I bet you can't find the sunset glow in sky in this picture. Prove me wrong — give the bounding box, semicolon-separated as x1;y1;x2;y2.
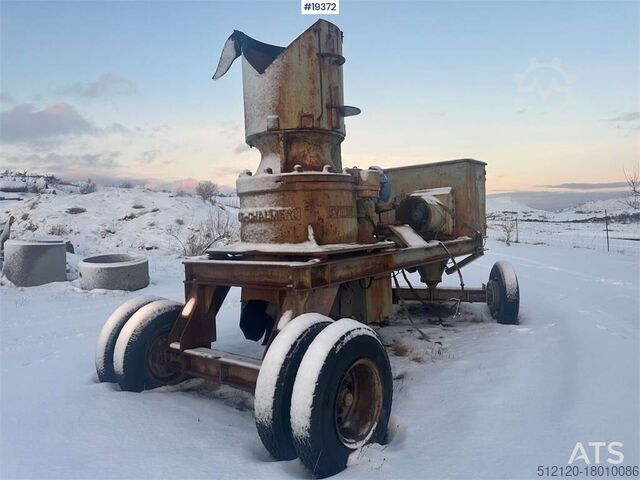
1;1;638;193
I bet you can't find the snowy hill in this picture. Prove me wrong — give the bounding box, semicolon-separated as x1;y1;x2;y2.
486;195;639;255
2;185;238;257
487;195;639;221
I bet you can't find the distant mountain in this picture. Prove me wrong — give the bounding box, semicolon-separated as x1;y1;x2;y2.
487;190;628;211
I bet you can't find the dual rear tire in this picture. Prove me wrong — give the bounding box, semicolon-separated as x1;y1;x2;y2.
255;315;393;478
95;297;183;392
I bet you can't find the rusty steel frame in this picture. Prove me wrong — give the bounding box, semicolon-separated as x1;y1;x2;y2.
393;286;487;304
165;236;484;391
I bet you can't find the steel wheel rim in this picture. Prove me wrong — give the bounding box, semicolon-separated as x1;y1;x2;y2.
334;358;383;448
145;332;174;381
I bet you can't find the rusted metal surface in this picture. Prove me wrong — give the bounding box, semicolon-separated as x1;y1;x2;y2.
393;286;487;303
169;344;261;393
383;159;487;238
445;251;484;275
214;19;358;174
208;240;394;260
169;281;229;349
184;236;480;291
349;275;393;324
237;171;359;244
215;20;375;246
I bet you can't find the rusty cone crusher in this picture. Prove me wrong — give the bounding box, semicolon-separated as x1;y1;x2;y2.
95;20;520;478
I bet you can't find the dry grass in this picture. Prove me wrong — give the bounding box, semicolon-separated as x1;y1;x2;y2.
48;224;69;236
390;340;410;357
410;355;426;363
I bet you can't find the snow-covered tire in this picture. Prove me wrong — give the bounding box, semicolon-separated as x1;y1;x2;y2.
113;299;183;392
290;319;393;478
487;261;520;325
95;295;162;382
254;313;332;460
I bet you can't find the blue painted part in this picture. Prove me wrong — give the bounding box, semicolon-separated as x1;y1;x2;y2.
379;172;391;203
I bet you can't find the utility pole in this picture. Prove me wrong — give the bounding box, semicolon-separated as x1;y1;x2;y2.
605;209;610;252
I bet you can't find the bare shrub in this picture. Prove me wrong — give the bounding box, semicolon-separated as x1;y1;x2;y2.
132;203;145;209
390;341;410;357
97;223;116;238
175;218;184;225
66;207;86;214
623;165;640;209
79;178;97;194
499;218;516;245
20;213;29;221
167;207;237;256
195;181;219;203
48;224;69;236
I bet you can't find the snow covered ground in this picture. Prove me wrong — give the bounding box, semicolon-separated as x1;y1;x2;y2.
488;196;640;256
1;187;639;479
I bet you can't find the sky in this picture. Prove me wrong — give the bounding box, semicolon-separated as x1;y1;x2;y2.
0;0;638;194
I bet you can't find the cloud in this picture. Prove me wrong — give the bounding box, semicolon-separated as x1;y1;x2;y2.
105;123;131;135
60;74;137;98
139;150;161;163
541;182;628;190
0;103;96;143
0;103;132;145
2;151;120;172
0;92;15;105
605;111;640;122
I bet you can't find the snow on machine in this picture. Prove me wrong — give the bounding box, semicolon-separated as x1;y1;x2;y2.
95;20;520;478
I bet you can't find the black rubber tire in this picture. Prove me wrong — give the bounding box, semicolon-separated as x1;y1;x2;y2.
113;299;184;392
254;313;332;460
488;261;520;325
95;295;162;382
290;319;393;478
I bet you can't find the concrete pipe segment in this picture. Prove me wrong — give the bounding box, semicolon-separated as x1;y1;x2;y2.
3;238;67;286
79;254;149;291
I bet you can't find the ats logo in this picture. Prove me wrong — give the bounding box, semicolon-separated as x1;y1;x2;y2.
568;442;624;465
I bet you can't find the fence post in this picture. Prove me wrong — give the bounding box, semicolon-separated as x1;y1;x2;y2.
605;209;610;252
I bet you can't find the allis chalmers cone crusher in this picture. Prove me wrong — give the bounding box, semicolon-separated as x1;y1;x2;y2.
95;20;520;478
